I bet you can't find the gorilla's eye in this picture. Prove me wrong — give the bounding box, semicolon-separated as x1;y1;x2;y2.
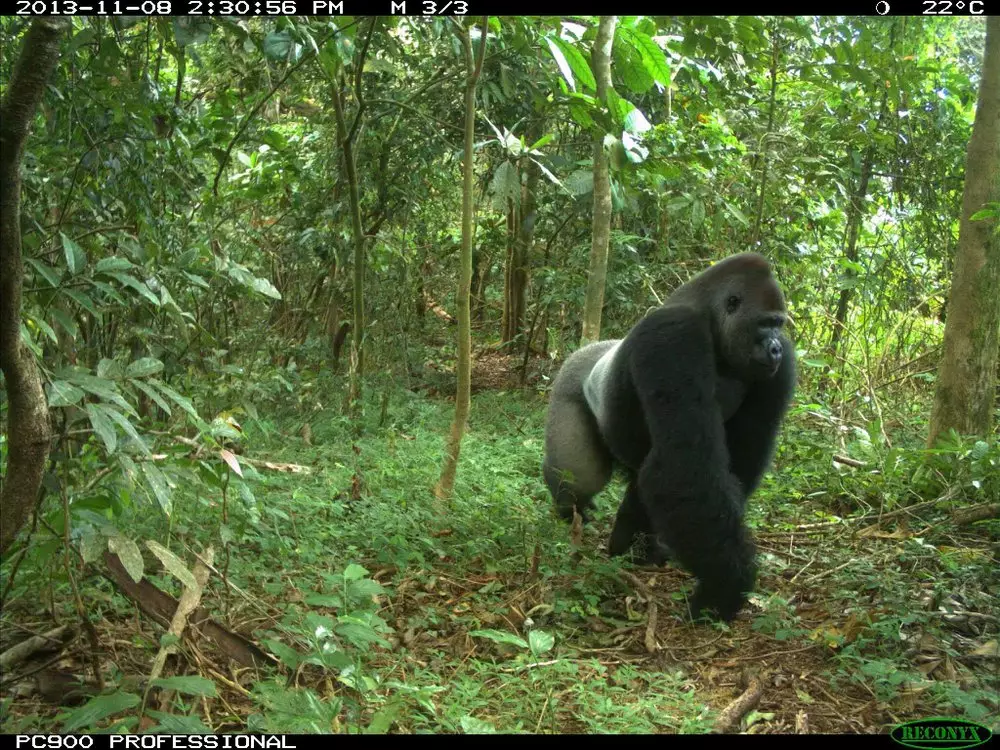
725;295;742;313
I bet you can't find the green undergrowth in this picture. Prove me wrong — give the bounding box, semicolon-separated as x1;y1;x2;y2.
3;381;997;733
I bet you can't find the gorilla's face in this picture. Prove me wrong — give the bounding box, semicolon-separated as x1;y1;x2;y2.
712;263;788;383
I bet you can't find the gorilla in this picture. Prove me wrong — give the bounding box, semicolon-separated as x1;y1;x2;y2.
542;253;795;622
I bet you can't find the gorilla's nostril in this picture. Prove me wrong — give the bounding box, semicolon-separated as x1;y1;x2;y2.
769;341;782;359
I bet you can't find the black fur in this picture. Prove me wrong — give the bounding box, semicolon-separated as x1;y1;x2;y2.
542;253;795;622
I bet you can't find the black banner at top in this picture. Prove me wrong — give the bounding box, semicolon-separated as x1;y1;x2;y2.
6;0;996;15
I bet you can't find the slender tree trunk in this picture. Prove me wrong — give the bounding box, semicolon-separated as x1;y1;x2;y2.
330;20;375;410
435;18;488;502
0;18;68;556
580;16;617;346
828;85;889;362
928;16;1000;445
749;23;781;249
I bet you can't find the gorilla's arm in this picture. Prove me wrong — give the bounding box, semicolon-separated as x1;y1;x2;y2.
725;337;796;499
625;307;756;621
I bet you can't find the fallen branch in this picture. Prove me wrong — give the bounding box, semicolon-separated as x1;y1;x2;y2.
952;503;1000;525
832;454;866;468
644;601;658;654
0;625;76;674
712;675;763;734
103;551;275;669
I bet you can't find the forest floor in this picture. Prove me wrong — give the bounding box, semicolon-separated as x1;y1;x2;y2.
2;355;998;734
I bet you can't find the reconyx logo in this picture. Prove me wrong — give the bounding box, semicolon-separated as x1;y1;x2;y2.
891;718;993;750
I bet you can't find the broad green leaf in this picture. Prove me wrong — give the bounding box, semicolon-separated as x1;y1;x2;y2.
48;381;86;408
623;107;652;135
546;35;596;93
469;629;528;649
97;358;123;380
62;691;141;732
150;381;199;419
103;406;150;455
28;316;58;344
151;676;217;698
251;276;282;299
141;463;172;514
460;716;497;734
86;403;117;453
63;288;102;317
146;541;196;590
264;638;302;669
95;257;135;274
108;272;160;306
490;161;520;210
528;629;555;656
26;258;63;288
108;536;144;583
143;712;212;734
305;594;345;608
343;564;369;581
61;233;87;276
565;169;594;195
130;379;172;415
348;578;385;599
264;30;294;61
126;357;164;378
69;375;135;415
691;199;706;228
79;529;105;564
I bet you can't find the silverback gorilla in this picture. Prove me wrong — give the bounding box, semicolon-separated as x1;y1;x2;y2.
542;253;795;622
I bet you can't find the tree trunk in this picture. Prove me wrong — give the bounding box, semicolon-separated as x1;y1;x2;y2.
0;18;68;556
927;16;1000;446
580;16;617;346
330;21;375;411
435;17;488;501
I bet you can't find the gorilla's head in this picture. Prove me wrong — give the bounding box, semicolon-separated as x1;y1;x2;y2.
679;253;789;382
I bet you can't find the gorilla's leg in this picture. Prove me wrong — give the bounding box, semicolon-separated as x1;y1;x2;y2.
618;308;757;621
607;482;673;564
542;342;617;522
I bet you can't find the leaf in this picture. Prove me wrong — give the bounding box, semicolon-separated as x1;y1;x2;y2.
264;30;294;61
51;308;79;338
220;449;243;477
305;594;345;608
80;529;106;564
28;315;58;344
460;716;498;734
348;578;385;599
264;638;302;669
146;541;197;590
143;712;212;734
49;380;86;408
108;536;144;583
691;199;706;229
86;403;117;453
126;357;164;378
546;35;596;93
342;564;369;581
108;272;161;306
97;358;123;379
103;406;151;455
564;169;594;195
141;463;173;514
25;257;63;288
251;276;282;299
623;107;652;135
63;288;101;317
61;233;87;276
95;257;135;274
70;374;135;415
150;381;199;419
468;629;528;649
490;161;520;211
616;26;670;92
62;691;141;732
528;629;555;656
130;379;172;415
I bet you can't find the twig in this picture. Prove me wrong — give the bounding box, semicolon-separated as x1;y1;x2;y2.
711;675;763;733
644;601;659;654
